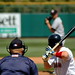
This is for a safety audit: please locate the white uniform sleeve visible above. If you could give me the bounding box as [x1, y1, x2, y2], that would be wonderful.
[66, 48, 73, 60]
[60, 47, 73, 60]
[52, 17, 62, 30]
[48, 56, 55, 66]
[52, 19, 59, 30]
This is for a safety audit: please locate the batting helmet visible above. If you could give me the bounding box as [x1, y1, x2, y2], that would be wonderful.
[48, 34, 62, 48]
[7, 37, 28, 55]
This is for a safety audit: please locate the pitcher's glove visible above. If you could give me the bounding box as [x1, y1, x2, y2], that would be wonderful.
[46, 16, 53, 21]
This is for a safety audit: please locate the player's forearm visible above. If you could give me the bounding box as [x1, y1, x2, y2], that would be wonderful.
[42, 55, 52, 69]
[47, 23, 52, 30]
[46, 23, 55, 32]
[45, 19, 55, 32]
[45, 19, 52, 29]
[53, 51, 69, 60]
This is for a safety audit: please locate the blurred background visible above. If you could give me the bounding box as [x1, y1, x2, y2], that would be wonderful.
[0, 0, 75, 73]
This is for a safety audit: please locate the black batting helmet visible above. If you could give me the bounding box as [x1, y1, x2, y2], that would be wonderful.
[7, 37, 28, 55]
[48, 34, 62, 48]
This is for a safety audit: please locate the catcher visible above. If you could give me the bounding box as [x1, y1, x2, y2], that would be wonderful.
[0, 38, 38, 75]
[42, 34, 75, 75]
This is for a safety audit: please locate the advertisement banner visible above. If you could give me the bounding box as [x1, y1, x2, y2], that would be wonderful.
[0, 13, 21, 38]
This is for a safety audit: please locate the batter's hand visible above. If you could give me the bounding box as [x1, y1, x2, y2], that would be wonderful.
[42, 54, 48, 62]
[45, 46, 55, 55]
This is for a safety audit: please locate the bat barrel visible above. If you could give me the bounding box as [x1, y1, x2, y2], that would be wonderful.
[59, 26, 75, 44]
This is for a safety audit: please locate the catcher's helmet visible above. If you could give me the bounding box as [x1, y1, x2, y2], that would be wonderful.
[48, 34, 62, 48]
[7, 37, 28, 55]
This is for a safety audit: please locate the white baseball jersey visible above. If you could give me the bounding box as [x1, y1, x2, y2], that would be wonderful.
[48, 47, 75, 75]
[52, 17, 65, 37]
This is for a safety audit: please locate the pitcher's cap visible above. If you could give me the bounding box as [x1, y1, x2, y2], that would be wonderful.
[50, 9, 58, 16]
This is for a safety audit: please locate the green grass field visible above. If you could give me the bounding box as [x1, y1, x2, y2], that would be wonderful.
[0, 38, 48, 57]
[0, 38, 75, 71]
[0, 38, 75, 57]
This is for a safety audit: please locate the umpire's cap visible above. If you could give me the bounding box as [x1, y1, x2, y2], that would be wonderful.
[50, 9, 58, 16]
[48, 34, 62, 48]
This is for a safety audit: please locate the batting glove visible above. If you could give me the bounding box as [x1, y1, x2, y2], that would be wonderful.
[42, 54, 48, 62]
[45, 46, 55, 55]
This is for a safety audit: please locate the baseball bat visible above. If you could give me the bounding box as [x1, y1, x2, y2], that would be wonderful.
[51, 26, 75, 51]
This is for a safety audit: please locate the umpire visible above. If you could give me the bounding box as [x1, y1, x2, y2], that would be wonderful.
[0, 38, 38, 75]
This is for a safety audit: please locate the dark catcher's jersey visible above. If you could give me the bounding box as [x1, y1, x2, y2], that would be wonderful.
[0, 54, 38, 75]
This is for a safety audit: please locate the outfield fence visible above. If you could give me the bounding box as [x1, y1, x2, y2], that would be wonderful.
[0, 2, 75, 37]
